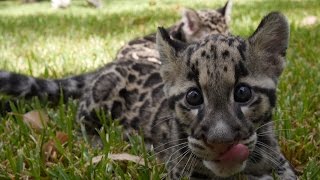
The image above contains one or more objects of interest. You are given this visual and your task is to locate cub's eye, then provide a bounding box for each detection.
[186,88,203,106]
[234,84,252,103]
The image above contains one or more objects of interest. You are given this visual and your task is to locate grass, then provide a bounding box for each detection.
[0,0,319,179]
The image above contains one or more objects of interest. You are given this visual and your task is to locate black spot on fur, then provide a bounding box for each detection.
[143,73,162,87]
[224,66,228,72]
[152,84,164,103]
[228,38,235,46]
[234,61,249,82]
[111,101,122,119]
[237,41,247,61]
[73,76,85,89]
[119,117,129,128]
[210,44,217,59]
[222,50,230,59]
[139,92,147,101]
[191,65,199,81]
[197,108,204,121]
[139,100,151,120]
[92,73,119,102]
[130,117,140,130]
[168,93,185,110]
[206,69,210,75]
[128,74,136,83]
[201,50,206,57]
[118,48,131,57]
[119,88,139,107]
[3,74,32,97]
[26,84,40,99]
[115,67,127,77]
[235,105,245,120]
[252,86,276,107]
[132,63,154,75]
[186,48,193,67]
[187,72,194,81]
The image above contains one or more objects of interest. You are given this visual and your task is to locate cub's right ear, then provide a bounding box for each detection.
[218,0,233,25]
[156,27,187,64]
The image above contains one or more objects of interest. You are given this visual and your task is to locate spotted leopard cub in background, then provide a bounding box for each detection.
[0,12,297,179]
[116,0,232,64]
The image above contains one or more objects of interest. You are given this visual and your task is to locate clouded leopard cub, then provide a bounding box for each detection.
[0,11,296,179]
[116,0,232,64]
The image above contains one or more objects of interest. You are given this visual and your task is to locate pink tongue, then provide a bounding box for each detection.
[217,144,249,163]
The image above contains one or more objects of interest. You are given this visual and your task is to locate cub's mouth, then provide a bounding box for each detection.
[188,133,257,177]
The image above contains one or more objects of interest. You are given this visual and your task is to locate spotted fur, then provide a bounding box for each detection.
[0,7,296,180]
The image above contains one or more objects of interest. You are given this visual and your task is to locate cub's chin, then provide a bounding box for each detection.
[203,160,247,178]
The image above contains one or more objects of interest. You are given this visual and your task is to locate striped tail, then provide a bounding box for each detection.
[0,70,98,103]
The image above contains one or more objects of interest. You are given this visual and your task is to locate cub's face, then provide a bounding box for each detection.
[157,12,289,177]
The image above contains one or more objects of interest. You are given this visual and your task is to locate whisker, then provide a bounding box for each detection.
[162,150,190,180]
[255,147,281,169]
[255,118,294,131]
[149,142,188,159]
[256,142,281,159]
[255,121,275,131]
[161,145,189,166]
[185,154,197,177]
[153,138,188,150]
[180,153,193,179]
[250,151,280,171]
[257,128,294,136]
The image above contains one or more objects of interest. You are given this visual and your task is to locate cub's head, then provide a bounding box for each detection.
[157,12,289,177]
[172,0,232,42]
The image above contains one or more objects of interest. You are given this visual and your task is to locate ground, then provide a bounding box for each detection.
[0,0,319,179]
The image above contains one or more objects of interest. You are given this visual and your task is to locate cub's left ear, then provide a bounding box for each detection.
[181,8,201,36]
[249,12,289,76]
[156,27,187,64]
